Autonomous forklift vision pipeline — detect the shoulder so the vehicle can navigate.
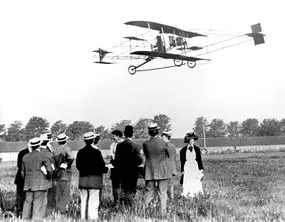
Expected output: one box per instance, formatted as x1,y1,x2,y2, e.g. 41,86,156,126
180,146,187,153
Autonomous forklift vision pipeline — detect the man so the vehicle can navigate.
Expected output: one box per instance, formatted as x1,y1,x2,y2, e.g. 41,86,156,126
76,132,108,221
40,133,56,216
14,142,32,217
109,130,124,205
161,131,177,200
53,133,74,214
143,123,172,215
21,137,53,220
114,125,143,207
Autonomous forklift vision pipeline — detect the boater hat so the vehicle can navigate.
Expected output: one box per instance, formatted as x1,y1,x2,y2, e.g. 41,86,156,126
57,133,69,142
148,122,160,131
29,137,41,147
83,132,96,140
162,131,172,137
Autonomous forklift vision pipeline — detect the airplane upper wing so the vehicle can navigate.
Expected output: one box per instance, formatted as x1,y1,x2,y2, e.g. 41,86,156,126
125,21,206,38
130,51,210,62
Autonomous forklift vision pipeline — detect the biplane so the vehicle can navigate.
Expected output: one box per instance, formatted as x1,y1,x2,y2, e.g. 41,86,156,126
93,21,265,75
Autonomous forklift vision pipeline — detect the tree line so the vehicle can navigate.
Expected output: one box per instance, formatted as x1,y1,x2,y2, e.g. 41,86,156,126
1,115,285,142
0,114,171,142
193,116,285,138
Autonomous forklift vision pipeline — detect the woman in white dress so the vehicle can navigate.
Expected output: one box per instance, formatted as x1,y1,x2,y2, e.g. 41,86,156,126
179,132,204,197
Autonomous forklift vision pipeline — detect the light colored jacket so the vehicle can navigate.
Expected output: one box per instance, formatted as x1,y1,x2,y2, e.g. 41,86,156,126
143,136,173,180
22,149,53,191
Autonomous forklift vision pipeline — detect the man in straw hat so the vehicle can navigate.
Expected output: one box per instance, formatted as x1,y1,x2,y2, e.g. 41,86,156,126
76,131,108,221
40,132,56,216
53,133,74,214
22,137,53,220
161,131,177,200
143,123,172,215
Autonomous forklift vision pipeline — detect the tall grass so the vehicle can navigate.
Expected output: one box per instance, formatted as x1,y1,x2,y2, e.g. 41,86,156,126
1,152,285,221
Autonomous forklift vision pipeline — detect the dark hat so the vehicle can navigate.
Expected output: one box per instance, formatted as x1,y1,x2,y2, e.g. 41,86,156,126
148,122,160,131
184,132,198,141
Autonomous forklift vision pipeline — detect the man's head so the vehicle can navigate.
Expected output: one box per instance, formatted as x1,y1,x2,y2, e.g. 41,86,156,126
161,131,171,142
29,137,41,150
148,122,160,137
56,133,69,145
83,132,96,145
40,133,50,146
111,130,123,142
124,125,134,138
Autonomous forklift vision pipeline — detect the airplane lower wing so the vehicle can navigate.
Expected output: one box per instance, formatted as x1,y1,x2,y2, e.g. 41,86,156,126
130,51,210,62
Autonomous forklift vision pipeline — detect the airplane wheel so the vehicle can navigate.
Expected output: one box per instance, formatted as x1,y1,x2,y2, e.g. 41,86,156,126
174,59,183,67
128,65,137,75
187,61,196,68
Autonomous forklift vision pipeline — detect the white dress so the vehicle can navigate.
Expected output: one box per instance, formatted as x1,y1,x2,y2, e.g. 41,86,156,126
181,148,203,197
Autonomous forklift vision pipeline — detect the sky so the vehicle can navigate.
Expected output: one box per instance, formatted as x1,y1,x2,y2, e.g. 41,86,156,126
0,0,284,137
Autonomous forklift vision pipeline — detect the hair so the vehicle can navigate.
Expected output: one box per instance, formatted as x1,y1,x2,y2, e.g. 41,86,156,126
41,140,49,146
94,135,100,145
58,141,66,145
124,125,134,138
149,129,159,137
84,139,94,145
111,130,123,138
32,145,40,150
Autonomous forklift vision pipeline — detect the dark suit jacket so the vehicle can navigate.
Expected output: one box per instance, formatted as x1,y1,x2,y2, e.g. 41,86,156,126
53,144,74,181
143,136,173,180
114,138,143,181
21,149,53,191
179,144,204,184
14,148,30,186
76,145,108,189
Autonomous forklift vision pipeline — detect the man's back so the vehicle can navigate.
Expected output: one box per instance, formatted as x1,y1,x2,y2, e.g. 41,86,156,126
22,150,53,191
143,137,172,180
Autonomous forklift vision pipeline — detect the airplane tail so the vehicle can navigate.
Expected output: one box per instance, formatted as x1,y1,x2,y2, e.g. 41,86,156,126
93,48,112,62
246,23,265,45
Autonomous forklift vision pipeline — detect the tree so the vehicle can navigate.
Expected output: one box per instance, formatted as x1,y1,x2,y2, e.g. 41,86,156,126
193,116,209,138
227,121,241,137
208,118,227,137
153,114,171,132
25,116,50,140
51,120,68,137
66,121,94,140
134,118,153,139
6,121,25,141
280,118,285,136
94,125,109,139
240,118,259,137
111,120,132,133
0,124,6,141
258,118,281,136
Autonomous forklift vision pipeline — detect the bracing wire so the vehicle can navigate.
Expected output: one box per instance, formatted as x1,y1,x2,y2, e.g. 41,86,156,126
198,39,252,56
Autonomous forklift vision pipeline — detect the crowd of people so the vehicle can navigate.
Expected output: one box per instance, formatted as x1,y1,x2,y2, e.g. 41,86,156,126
14,122,204,221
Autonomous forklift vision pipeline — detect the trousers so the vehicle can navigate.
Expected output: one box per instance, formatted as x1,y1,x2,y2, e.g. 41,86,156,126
55,181,71,213
22,190,47,220
144,179,169,214
80,189,100,220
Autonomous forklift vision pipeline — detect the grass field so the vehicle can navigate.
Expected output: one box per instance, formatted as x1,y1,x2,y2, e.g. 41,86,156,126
1,152,285,221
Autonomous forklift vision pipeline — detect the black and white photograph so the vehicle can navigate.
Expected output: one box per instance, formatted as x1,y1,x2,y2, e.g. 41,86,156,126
0,0,284,221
